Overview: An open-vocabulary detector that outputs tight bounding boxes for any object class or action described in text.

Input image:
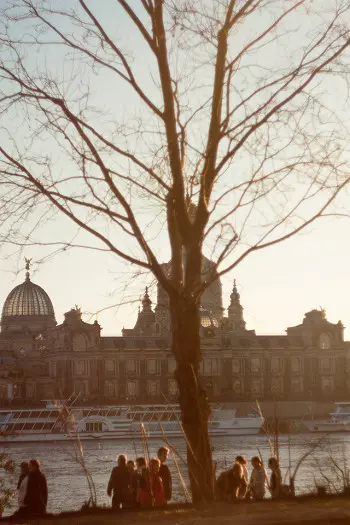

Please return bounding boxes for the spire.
[24,257,32,282]
[141,286,152,312]
[228,279,246,332]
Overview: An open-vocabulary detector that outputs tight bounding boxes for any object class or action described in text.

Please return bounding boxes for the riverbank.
[3,498,350,525]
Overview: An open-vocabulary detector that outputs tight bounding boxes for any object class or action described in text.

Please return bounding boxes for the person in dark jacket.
[107,454,130,509]
[126,459,138,507]
[24,459,48,516]
[157,446,172,502]
[227,462,247,501]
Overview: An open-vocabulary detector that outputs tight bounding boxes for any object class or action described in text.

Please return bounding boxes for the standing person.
[268,457,282,499]
[249,456,267,500]
[227,461,247,501]
[235,456,249,498]
[150,458,166,506]
[15,462,29,516]
[126,459,138,507]
[24,459,48,516]
[157,446,172,502]
[136,457,152,508]
[107,454,130,510]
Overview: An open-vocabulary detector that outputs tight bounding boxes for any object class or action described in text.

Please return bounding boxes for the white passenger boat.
[0,401,263,442]
[303,402,350,433]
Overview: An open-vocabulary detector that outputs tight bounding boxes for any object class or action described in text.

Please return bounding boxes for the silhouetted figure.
[150,458,166,506]
[24,459,48,516]
[216,468,229,500]
[13,462,29,517]
[268,457,282,498]
[249,456,267,500]
[227,462,247,501]
[126,459,138,507]
[137,458,153,508]
[158,446,172,502]
[107,454,130,509]
[235,456,249,498]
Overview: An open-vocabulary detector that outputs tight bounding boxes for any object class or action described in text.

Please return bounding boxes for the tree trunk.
[171,297,214,503]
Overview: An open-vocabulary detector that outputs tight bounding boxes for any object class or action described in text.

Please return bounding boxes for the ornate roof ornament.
[142,286,152,312]
[24,257,32,282]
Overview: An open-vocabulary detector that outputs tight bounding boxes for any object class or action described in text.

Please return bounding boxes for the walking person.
[157,446,172,502]
[107,454,130,510]
[24,459,48,516]
[249,456,267,500]
[268,457,282,499]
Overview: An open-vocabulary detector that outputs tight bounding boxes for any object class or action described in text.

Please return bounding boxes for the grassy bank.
[2,498,350,525]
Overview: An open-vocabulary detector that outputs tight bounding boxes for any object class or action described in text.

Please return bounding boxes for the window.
[232,359,241,374]
[251,358,261,373]
[147,380,160,397]
[105,360,115,376]
[320,333,331,350]
[105,381,115,396]
[26,383,35,398]
[232,379,242,394]
[202,359,219,375]
[86,422,103,432]
[126,360,139,375]
[321,376,334,392]
[251,378,263,394]
[168,379,178,397]
[320,357,332,373]
[270,377,283,395]
[291,377,304,393]
[271,358,282,374]
[75,360,86,376]
[127,380,138,398]
[146,359,157,375]
[291,358,301,373]
[168,359,176,374]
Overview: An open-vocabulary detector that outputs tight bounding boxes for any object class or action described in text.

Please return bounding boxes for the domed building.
[0,257,348,409]
[1,260,56,334]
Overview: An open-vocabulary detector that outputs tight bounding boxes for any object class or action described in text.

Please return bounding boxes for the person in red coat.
[150,458,166,506]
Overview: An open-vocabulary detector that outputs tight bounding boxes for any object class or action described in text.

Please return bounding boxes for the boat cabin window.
[86,422,103,432]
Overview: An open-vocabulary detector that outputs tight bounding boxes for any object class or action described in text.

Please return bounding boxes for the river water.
[2,432,349,515]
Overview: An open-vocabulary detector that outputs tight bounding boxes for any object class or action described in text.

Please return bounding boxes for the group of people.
[15,459,48,517]
[12,449,282,515]
[216,455,282,501]
[107,446,172,509]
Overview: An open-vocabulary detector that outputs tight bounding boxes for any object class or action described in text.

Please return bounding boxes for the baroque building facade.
[0,261,348,406]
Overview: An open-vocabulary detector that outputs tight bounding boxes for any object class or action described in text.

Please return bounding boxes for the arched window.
[320,333,331,350]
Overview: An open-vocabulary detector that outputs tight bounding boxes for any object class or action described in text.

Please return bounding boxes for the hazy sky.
[0,1,349,339]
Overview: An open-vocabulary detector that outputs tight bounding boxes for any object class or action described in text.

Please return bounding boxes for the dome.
[1,269,56,332]
[200,308,219,328]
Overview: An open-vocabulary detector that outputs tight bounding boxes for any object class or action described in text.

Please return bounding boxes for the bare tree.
[0,0,350,501]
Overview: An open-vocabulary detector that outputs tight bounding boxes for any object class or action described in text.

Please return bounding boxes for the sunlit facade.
[0,262,348,406]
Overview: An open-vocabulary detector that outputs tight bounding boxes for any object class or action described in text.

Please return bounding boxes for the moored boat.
[303,402,350,432]
[0,401,263,442]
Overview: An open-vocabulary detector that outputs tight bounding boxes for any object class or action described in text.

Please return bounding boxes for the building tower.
[227,280,246,332]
